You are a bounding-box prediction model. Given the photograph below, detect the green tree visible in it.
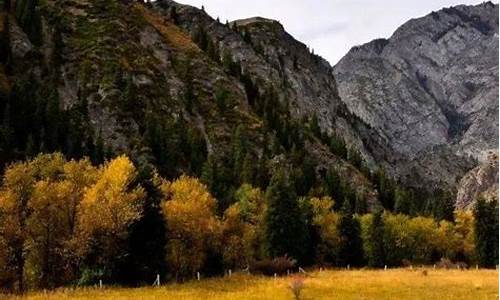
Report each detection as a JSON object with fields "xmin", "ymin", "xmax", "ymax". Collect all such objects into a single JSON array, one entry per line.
[
  {"xmin": 473, "ymin": 198, "xmax": 499, "ymax": 268},
  {"xmin": 324, "ymin": 168, "xmax": 344, "ymax": 210},
  {"xmin": 214, "ymin": 87, "xmax": 229, "ymax": 112},
  {"xmin": 366, "ymin": 210, "xmax": 385, "ymax": 267},
  {"xmin": 373, "ymin": 169, "xmax": 395, "ymax": 210},
  {"xmin": 118, "ymin": 162, "xmax": 167, "ymax": 285},
  {"xmin": 265, "ymin": 168, "xmax": 309, "ymax": 264},
  {"xmin": 337, "ymin": 199, "xmax": 364, "ymax": 267},
  {"xmin": 394, "ymin": 187, "xmax": 414, "ymax": 215},
  {"xmin": 433, "ymin": 189, "xmax": 455, "ymax": 222},
  {"xmin": 354, "ymin": 192, "xmax": 368, "ymax": 215}
]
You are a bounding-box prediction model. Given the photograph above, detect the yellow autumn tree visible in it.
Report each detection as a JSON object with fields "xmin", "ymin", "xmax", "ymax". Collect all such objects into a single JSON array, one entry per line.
[
  {"xmin": 221, "ymin": 184, "xmax": 266, "ymax": 269},
  {"xmin": 0, "ymin": 160, "xmax": 37, "ymax": 292},
  {"xmin": 24, "ymin": 158, "xmax": 99, "ymax": 288},
  {"xmin": 0, "ymin": 153, "xmax": 71, "ymax": 291},
  {"xmin": 454, "ymin": 210, "xmax": 475, "ymax": 261},
  {"xmin": 309, "ymin": 196, "xmax": 341, "ymax": 265},
  {"xmin": 161, "ymin": 175, "xmax": 221, "ymax": 280},
  {"xmin": 75, "ymin": 155, "xmax": 144, "ymax": 269},
  {"xmin": 25, "ymin": 180, "xmax": 75, "ymax": 288}
]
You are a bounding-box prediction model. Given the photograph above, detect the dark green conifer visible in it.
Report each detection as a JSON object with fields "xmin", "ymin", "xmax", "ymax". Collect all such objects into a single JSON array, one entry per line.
[
  {"xmin": 474, "ymin": 198, "xmax": 499, "ymax": 268},
  {"xmin": 265, "ymin": 168, "xmax": 309, "ymax": 263}
]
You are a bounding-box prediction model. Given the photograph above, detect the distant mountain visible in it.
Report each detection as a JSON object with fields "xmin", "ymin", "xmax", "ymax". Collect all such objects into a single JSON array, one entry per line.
[{"xmin": 334, "ymin": 2, "xmax": 499, "ymax": 207}]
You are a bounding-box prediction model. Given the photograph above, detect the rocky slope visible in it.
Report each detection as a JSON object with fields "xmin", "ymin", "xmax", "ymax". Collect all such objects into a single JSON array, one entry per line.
[
  {"xmin": 0, "ymin": 0, "xmax": 379, "ymax": 206},
  {"xmin": 334, "ymin": 2, "xmax": 499, "ymax": 206}
]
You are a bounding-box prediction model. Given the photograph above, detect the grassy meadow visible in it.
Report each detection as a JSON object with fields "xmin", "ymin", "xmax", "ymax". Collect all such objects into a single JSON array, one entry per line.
[{"xmin": 9, "ymin": 268, "xmax": 499, "ymax": 300}]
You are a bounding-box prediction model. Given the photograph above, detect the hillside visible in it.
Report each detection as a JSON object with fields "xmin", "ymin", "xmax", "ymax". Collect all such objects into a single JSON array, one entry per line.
[{"xmin": 0, "ymin": 0, "xmax": 379, "ymax": 211}]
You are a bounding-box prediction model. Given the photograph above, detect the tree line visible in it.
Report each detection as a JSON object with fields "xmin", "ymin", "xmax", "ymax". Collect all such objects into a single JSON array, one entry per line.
[{"xmin": 0, "ymin": 153, "xmax": 497, "ymax": 293}]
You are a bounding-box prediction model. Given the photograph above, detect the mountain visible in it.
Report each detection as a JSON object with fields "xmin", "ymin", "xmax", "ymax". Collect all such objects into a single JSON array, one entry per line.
[
  {"xmin": 0, "ymin": 0, "xmax": 496, "ymax": 210},
  {"xmin": 0, "ymin": 0, "xmax": 379, "ymax": 211},
  {"xmin": 333, "ymin": 2, "xmax": 499, "ymax": 206}
]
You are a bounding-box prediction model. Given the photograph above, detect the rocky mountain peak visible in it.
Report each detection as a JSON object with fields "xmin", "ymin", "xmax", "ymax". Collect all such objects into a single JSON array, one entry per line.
[
  {"xmin": 231, "ymin": 17, "xmax": 284, "ymax": 29},
  {"xmin": 334, "ymin": 2, "xmax": 498, "ymax": 206}
]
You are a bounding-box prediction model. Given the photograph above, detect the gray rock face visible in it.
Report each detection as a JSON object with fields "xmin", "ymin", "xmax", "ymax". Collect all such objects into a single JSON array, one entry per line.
[
  {"xmin": 333, "ymin": 2, "xmax": 499, "ymax": 197},
  {"xmin": 456, "ymin": 151, "xmax": 498, "ymax": 210}
]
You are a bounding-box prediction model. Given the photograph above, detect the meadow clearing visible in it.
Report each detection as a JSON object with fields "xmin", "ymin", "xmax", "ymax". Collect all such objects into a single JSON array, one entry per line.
[{"xmin": 8, "ymin": 268, "xmax": 499, "ymax": 300}]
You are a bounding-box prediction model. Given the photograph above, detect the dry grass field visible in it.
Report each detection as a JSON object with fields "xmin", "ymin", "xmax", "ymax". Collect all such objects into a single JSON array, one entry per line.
[{"xmin": 8, "ymin": 268, "xmax": 499, "ymax": 300}]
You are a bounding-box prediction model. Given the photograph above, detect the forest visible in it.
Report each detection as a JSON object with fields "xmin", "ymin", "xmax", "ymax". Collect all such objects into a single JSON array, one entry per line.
[{"xmin": 0, "ymin": 153, "xmax": 497, "ymax": 293}]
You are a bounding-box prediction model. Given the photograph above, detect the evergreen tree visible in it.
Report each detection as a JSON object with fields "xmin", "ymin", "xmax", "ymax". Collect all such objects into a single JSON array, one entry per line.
[
  {"xmin": 337, "ymin": 199, "xmax": 364, "ymax": 267},
  {"xmin": 329, "ymin": 134, "xmax": 347, "ymax": 159},
  {"xmin": 473, "ymin": 198, "xmax": 499, "ymax": 268},
  {"xmin": 394, "ymin": 187, "xmax": 415, "ymax": 215},
  {"xmin": 169, "ymin": 6, "xmax": 179, "ymax": 25},
  {"xmin": 367, "ymin": 209, "xmax": 385, "ymax": 267},
  {"xmin": 193, "ymin": 25, "xmax": 209, "ymax": 51},
  {"xmin": 347, "ymin": 147, "xmax": 363, "ymax": 169},
  {"xmin": 231, "ymin": 124, "xmax": 246, "ymax": 181},
  {"xmin": 240, "ymin": 153, "xmax": 255, "ymax": 184},
  {"xmin": 118, "ymin": 161, "xmax": 167, "ymax": 285},
  {"xmin": 214, "ymin": 88, "xmax": 229, "ymax": 112},
  {"xmin": 373, "ymin": 169, "xmax": 395, "ymax": 210},
  {"xmin": 354, "ymin": 192, "xmax": 368, "ymax": 215},
  {"xmin": 324, "ymin": 168, "xmax": 344, "ymax": 210},
  {"xmin": 265, "ymin": 168, "xmax": 309, "ymax": 263},
  {"xmin": 432, "ymin": 189, "xmax": 455, "ymax": 222},
  {"xmin": 201, "ymin": 155, "xmax": 217, "ymax": 194},
  {"xmin": 309, "ymin": 114, "xmax": 321, "ymax": 138},
  {"xmin": 92, "ymin": 131, "xmax": 105, "ymax": 165}
]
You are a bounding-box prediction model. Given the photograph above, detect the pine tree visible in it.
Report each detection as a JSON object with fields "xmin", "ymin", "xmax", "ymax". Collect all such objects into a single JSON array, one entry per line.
[
  {"xmin": 432, "ymin": 189, "xmax": 455, "ymax": 222},
  {"xmin": 118, "ymin": 162, "xmax": 167, "ymax": 284},
  {"xmin": 214, "ymin": 88, "xmax": 229, "ymax": 112},
  {"xmin": 169, "ymin": 6, "xmax": 179, "ymax": 25},
  {"xmin": 324, "ymin": 168, "xmax": 344, "ymax": 210},
  {"xmin": 310, "ymin": 114, "xmax": 321, "ymax": 138},
  {"xmin": 337, "ymin": 199, "xmax": 364, "ymax": 267},
  {"xmin": 394, "ymin": 187, "xmax": 415, "ymax": 215},
  {"xmin": 474, "ymin": 198, "xmax": 499, "ymax": 268},
  {"xmin": 373, "ymin": 169, "xmax": 395, "ymax": 210},
  {"xmin": 240, "ymin": 153, "xmax": 255, "ymax": 184},
  {"xmin": 347, "ymin": 147, "xmax": 363, "ymax": 169},
  {"xmin": 188, "ymin": 128, "xmax": 207, "ymax": 177},
  {"xmin": 92, "ymin": 131, "xmax": 105, "ymax": 165},
  {"xmin": 367, "ymin": 209, "xmax": 385, "ymax": 267},
  {"xmin": 265, "ymin": 168, "xmax": 309, "ymax": 263},
  {"xmin": 355, "ymin": 192, "xmax": 368, "ymax": 215},
  {"xmin": 231, "ymin": 125, "xmax": 246, "ymax": 181},
  {"xmin": 329, "ymin": 134, "xmax": 347, "ymax": 159}
]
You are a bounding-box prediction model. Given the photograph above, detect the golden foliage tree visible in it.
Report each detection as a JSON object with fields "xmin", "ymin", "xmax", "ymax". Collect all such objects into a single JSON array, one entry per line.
[
  {"xmin": 309, "ymin": 197, "xmax": 340, "ymax": 265},
  {"xmin": 221, "ymin": 184, "xmax": 266, "ymax": 269},
  {"xmin": 0, "ymin": 159, "xmax": 37, "ymax": 291},
  {"xmin": 161, "ymin": 175, "xmax": 221, "ymax": 280},
  {"xmin": 75, "ymin": 155, "xmax": 144, "ymax": 269}
]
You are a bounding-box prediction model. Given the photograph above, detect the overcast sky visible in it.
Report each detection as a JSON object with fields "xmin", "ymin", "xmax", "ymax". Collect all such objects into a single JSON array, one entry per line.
[{"xmin": 175, "ymin": 0, "xmax": 498, "ymax": 65}]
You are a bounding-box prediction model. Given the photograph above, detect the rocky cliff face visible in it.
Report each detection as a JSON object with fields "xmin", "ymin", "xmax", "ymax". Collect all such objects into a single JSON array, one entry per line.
[{"xmin": 333, "ymin": 2, "xmax": 499, "ymax": 205}]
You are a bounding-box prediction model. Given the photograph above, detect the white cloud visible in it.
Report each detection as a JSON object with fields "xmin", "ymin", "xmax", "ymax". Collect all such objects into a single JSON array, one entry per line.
[{"xmin": 174, "ymin": 0, "xmax": 498, "ymax": 65}]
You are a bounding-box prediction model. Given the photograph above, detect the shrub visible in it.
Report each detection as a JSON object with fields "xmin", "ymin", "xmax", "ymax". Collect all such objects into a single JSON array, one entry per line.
[
  {"xmin": 436, "ymin": 258, "xmax": 455, "ymax": 269},
  {"xmin": 250, "ymin": 255, "xmax": 297, "ymax": 276},
  {"xmin": 289, "ymin": 276, "xmax": 305, "ymax": 300}
]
